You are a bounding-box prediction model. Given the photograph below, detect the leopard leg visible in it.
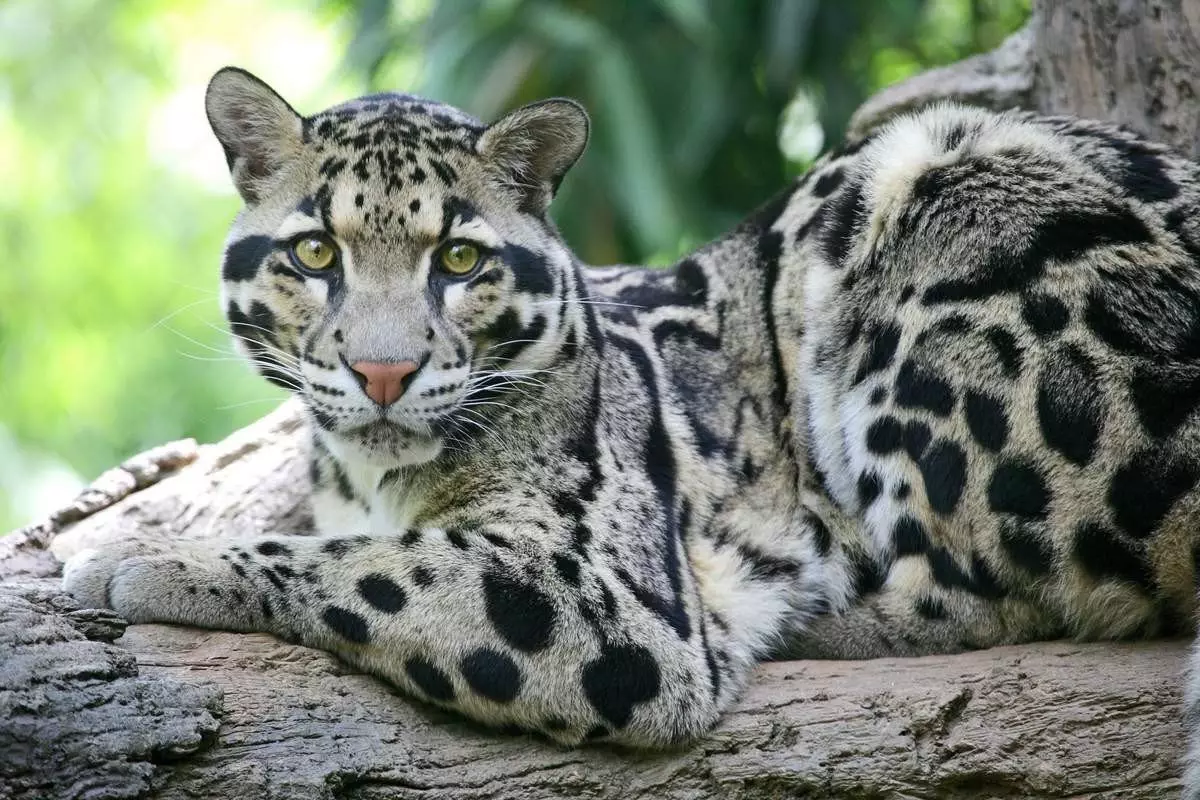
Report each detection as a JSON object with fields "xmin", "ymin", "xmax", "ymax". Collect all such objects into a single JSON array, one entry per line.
[
  {"xmin": 62, "ymin": 523, "xmax": 759, "ymax": 748},
  {"xmin": 774, "ymin": 545, "xmax": 1063, "ymax": 660}
]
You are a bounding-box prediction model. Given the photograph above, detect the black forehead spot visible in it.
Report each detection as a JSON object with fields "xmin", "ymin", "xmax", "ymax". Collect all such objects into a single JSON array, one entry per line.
[{"xmin": 440, "ymin": 197, "xmax": 480, "ymax": 240}]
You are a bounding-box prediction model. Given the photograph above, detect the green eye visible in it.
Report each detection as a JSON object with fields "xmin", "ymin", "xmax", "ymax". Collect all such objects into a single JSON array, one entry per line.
[
  {"xmin": 438, "ymin": 241, "xmax": 481, "ymax": 275},
  {"xmin": 290, "ymin": 235, "xmax": 337, "ymax": 271}
]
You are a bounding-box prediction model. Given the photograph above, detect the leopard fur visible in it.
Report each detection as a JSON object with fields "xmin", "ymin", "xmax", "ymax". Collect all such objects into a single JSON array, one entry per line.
[{"xmin": 62, "ymin": 68, "xmax": 1200, "ymax": 756}]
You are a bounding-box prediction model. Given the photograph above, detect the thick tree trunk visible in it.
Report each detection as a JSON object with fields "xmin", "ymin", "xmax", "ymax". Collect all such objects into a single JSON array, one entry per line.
[
  {"xmin": 4, "ymin": 1, "xmax": 1200, "ymax": 797},
  {"xmin": 849, "ymin": 0, "xmax": 1200, "ymax": 156}
]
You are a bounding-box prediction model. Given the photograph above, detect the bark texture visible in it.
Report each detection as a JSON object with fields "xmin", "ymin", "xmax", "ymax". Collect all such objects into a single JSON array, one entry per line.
[
  {"xmin": 849, "ymin": 0, "xmax": 1200, "ymax": 157},
  {"xmin": 4, "ymin": 0, "xmax": 1200, "ymax": 796}
]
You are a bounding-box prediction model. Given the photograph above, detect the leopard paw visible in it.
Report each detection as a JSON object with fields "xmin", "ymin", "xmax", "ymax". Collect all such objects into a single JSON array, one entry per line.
[
  {"xmin": 61, "ymin": 546, "xmax": 125, "ymax": 611},
  {"xmin": 62, "ymin": 544, "xmax": 184, "ymax": 623}
]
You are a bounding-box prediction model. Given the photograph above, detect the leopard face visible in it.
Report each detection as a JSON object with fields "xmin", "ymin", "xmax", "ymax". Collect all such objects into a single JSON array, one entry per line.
[{"xmin": 207, "ymin": 68, "xmax": 589, "ymax": 469}]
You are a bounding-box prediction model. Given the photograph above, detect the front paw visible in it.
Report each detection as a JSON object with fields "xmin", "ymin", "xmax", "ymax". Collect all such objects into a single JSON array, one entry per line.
[
  {"xmin": 62, "ymin": 544, "xmax": 175, "ymax": 622},
  {"xmin": 62, "ymin": 547, "xmax": 125, "ymax": 611}
]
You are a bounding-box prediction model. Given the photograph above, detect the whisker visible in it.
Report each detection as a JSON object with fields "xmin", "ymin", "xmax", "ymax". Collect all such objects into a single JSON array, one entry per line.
[
  {"xmin": 227, "ymin": 335, "xmax": 304, "ymax": 369},
  {"xmin": 216, "ymin": 396, "xmax": 292, "ymax": 411},
  {"xmin": 146, "ymin": 298, "xmax": 221, "ymax": 332},
  {"xmin": 482, "ymin": 339, "xmax": 547, "ymax": 353},
  {"xmin": 533, "ymin": 298, "xmax": 645, "ymax": 309}
]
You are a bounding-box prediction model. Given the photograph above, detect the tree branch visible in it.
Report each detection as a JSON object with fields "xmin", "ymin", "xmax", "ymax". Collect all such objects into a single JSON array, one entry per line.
[{"xmin": 5, "ymin": 0, "xmax": 1200, "ymax": 796}]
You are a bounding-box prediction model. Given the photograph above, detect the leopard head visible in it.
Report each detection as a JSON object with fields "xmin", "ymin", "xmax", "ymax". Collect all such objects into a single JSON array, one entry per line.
[{"xmin": 205, "ymin": 67, "xmax": 590, "ymax": 469}]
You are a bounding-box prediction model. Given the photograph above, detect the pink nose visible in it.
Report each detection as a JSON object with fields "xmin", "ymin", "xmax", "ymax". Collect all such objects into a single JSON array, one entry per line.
[{"xmin": 349, "ymin": 360, "xmax": 421, "ymax": 407}]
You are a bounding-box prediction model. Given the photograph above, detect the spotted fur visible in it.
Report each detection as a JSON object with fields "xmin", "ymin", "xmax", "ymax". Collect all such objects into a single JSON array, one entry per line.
[{"xmin": 63, "ymin": 69, "xmax": 1200, "ymax": 755}]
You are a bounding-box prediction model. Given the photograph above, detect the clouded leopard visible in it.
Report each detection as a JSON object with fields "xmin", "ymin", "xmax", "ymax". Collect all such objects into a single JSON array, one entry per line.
[{"xmin": 63, "ymin": 67, "xmax": 1200, "ymax": 775}]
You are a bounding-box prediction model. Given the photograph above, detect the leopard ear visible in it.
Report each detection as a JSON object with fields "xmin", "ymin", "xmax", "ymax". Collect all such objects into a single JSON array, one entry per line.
[
  {"xmin": 478, "ymin": 98, "xmax": 590, "ymax": 212},
  {"xmin": 205, "ymin": 67, "xmax": 304, "ymax": 204}
]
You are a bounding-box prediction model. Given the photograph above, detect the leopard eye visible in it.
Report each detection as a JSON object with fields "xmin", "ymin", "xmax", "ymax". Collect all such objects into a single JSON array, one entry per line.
[
  {"xmin": 290, "ymin": 234, "xmax": 338, "ymax": 271},
  {"xmin": 437, "ymin": 241, "xmax": 481, "ymax": 276}
]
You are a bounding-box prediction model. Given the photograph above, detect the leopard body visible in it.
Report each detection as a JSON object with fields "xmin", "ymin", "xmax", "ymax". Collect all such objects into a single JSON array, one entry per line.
[{"xmin": 63, "ymin": 69, "xmax": 1200, "ymax": 758}]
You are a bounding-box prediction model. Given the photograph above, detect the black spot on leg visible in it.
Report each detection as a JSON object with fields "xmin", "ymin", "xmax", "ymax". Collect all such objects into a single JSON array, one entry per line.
[
  {"xmin": 850, "ymin": 551, "xmax": 887, "ymax": 596},
  {"xmin": 893, "ymin": 516, "xmax": 930, "ymax": 556},
  {"xmin": 582, "ymin": 644, "xmax": 661, "ymax": 729},
  {"xmin": 482, "ymin": 569, "xmax": 556, "ymax": 653},
  {"xmin": 357, "ymin": 574, "xmax": 408, "ymax": 613},
  {"xmin": 865, "ymin": 416, "xmax": 903, "ymax": 454},
  {"xmin": 964, "ymin": 390, "xmax": 1009, "ymax": 452},
  {"xmin": 585, "ymin": 725, "xmax": 609, "ymax": 740},
  {"xmin": 984, "ymin": 327, "xmax": 1023, "ymax": 378},
  {"xmin": 895, "ymin": 360, "xmax": 954, "ymax": 416},
  {"xmin": 260, "ymin": 566, "xmax": 285, "ymax": 591},
  {"xmin": 1108, "ymin": 449, "xmax": 1198, "ymax": 539},
  {"xmin": 1129, "ymin": 362, "xmax": 1200, "ymax": 439},
  {"xmin": 405, "ymin": 657, "xmax": 455, "ymax": 701},
  {"xmin": 411, "ymin": 566, "xmax": 434, "ymax": 587},
  {"xmin": 918, "ymin": 439, "xmax": 967, "ymax": 515},
  {"xmin": 460, "ymin": 647, "xmax": 522, "ymax": 703},
  {"xmin": 1037, "ymin": 344, "xmax": 1103, "ymax": 465},
  {"xmin": 857, "ymin": 471, "xmax": 883, "ymax": 508},
  {"xmin": 988, "ymin": 459, "xmax": 1050, "ymax": 518},
  {"xmin": 323, "ymin": 605, "xmax": 370, "ymax": 644},
  {"xmin": 1073, "ymin": 522, "xmax": 1154, "ymax": 591},
  {"xmin": 903, "ymin": 421, "xmax": 932, "ymax": 461},
  {"xmin": 999, "ymin": 519, "xmax": 1055, "ymax": 575},
  {"xmin": 928, "ymin": 548, "xmax": 1006, "ymax": 599},
  {"xmin": 806, "ymin": 513, "xmax": 833, "ymax": 557},
  {"xmin": 916, "ymin": 596, "xmax": 947, "ymax": 620},
  {"xmin": 323, "ymin": 536, "xmax": 368, "ymax": 559}
]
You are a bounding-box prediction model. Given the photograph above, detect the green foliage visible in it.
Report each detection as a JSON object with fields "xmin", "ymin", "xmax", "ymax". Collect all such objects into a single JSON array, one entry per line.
[
  {"xmin": 0, "ymin": 0, "xmax": 1028, "ymax": 529},
  {"xmin": 334, "ymin": 0, "xmax": 1031, "ymax": 264}
]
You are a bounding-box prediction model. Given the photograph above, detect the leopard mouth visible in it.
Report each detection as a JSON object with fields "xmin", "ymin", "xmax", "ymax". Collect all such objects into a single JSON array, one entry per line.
[
  {"xmin": 320, "ymin": 417, "xmax": 443, "ymax": 469},
  {"xmin": 350, "ymin": 418, "xmax": 432, "ymax": 444}
]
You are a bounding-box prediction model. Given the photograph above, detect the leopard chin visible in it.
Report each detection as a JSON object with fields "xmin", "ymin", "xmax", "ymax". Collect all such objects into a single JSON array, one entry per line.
[{"xmin": 323, "ymin": 420, "xmax": 444, "ymax": 470}]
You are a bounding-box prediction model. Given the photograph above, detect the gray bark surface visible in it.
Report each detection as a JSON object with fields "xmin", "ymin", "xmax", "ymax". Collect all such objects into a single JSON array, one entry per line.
[
  {"xmin": 4, "ymin": 0, "xmax": 1200, "ymax": 796},
  {"xmin": 849, "ymin": 0, "xmax": 1200, "ymax": 157}
]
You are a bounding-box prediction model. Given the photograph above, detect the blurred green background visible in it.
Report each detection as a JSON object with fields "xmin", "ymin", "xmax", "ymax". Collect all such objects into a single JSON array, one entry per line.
[{"xmin": 0, "ymin": 0, "xmax": 1030, "ymax": 530}]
